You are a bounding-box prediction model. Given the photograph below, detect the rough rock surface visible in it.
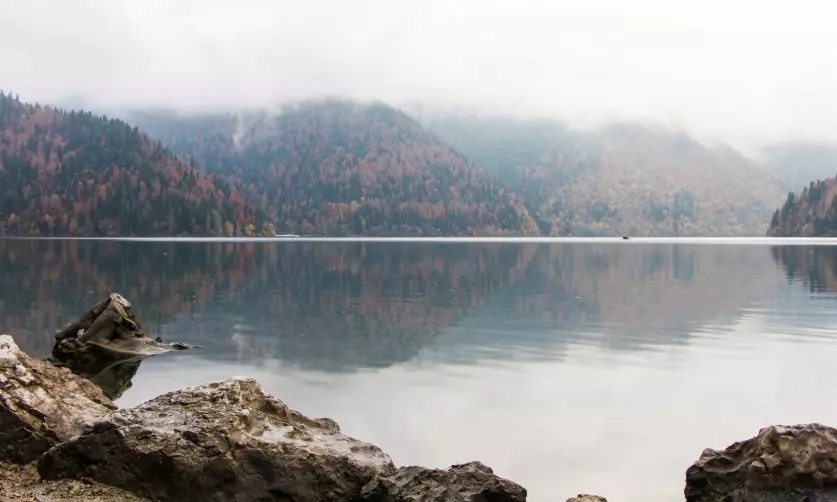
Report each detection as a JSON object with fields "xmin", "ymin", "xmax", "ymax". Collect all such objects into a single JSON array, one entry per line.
[
  {"xmin": 566, "ymin": 496, "xmax": 607, "ymax": 502},
  {"xmin": 39, "ymin": 377, "xmax": 396, "ymax": 501},
  {"xmin": 0, "ymin": 335, "xmax": 115, "ymax": 464},
  {"xmin": 685, "ymin": 424, "xmax": 837, "ymax": 502},
  {"xmin": 0, "ymin": 461, "xmax": 147, "ymax": 501},
  {"xmin": 360, "ymin": 460, "xmax": 527, "ymax": 501}
]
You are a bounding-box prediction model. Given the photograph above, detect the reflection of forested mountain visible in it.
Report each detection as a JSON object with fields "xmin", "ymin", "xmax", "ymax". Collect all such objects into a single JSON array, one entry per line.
[
  {"xmin": 0, "ymin": 239, "xmax": 537, "ymax": 366},
  {"xmin": 771, "ymin": 245, "xmax": 837, "ymax": 294},
  {"xmin": 0, "ymin": 240, "xmax": 780, "ymax": 371},
  {"xmin": 425, "ymin": 244, "xmax": 781, "ymax": 362},
  {"xmin": 551, "ymin": 244, "xmax": 779, "ymax": 344},
  {"xmin": 156, "ymin": 242, "xmax": 539, "ymax": 370},
  {"xmin": 0, "ymin": 239, "xmax": 265, "ymax": 356}
]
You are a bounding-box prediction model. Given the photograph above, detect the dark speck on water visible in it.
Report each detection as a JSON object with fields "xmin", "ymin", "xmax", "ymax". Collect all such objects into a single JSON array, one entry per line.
[{"xmin": 1, "ymin": 237, "xmax": 836, "ymax": 501}]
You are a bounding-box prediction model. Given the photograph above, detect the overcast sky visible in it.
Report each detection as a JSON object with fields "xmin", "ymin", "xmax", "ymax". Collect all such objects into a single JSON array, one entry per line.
[{"xmin": 2, "ymin": 0, "xmax": 837, "ymax": 150}]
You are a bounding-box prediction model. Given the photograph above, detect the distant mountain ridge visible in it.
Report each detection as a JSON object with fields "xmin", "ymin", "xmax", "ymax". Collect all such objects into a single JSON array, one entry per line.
[
  {"xmin": 0, "ymin": 92, "xmax": 265, "ymax": 236},
  {"xmin": 762, "ymin": 141, "xmax": 837, "ymax": 190},
  {"xmin": 127, "ymin": 101, "xmax": 541, "ymax": 236},
  {"xmin": 424, "ymin": 112, "xmax": 786, "ymax": 236},
  {"xmin": 0, "ymin": 92, "xmax": 803, "ymax": 237}
]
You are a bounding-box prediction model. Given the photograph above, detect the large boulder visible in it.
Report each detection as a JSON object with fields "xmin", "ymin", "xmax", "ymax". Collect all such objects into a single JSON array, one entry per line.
[
  {"xmin": 0, "ymin": 335, "xmax": 115, "ymax": 464},
  {"xmin": 685, "ymin": 424, "xmax": 837, "ymax": 501},
  {"xmin": 39, "ymin": 377, "xmax": 396, "ymax": 501},
  {"xmin": 360, "ymin": 460, "xmax": 527, "ymax": 501}
]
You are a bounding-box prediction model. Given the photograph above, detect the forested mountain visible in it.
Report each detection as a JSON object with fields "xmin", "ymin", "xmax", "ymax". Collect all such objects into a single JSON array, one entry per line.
[
  {"xmin": 0, "ymin": 93, "xmax": 266, "ymax": 236},
  {"xmin": 3, "ymin": 91, "xmax": 796, "ymax": 238},
  {"xmin": 127, "ymin": 101, "xmax": 541, "ymax": 236},
  {"xmin": 766, "ymin": 177, "xmax": 837, "ymax": 236},
  {"xmin": 425, "ymin": 113, "xmax": 786, "ymax": 236}
]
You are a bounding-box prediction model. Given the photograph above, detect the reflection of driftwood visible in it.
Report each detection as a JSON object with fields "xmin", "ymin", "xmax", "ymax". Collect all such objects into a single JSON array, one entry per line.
[{"xmin": 49, "ymin": 293, "xmax": 199, "ymax": 400}]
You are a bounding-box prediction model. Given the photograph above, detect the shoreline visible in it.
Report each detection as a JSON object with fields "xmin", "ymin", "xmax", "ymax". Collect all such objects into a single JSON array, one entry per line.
[{"xmin": 4, "ymin": 235, "xmax": 837, "ymax": 246}]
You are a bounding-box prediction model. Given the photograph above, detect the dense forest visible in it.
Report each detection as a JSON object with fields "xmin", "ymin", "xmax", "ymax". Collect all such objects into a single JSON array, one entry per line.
[
  {"xmin": 424, "ymin": 113, "xmax": 787, "ymax": 236},
  {"xmin": 767, "ymin": 177, "xmax": 837, "ymax": 236},
  {"xmin": 0, "ymin": 93, "xmax": 268, "ymax": 236},
  {"xmin": 128, "ymin": 101, "xmax": 541, "ymax": 236}
]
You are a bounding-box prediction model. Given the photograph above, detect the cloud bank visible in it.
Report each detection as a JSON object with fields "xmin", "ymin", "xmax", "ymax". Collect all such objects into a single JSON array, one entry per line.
[{"xmin": 2, "ymin": 0, "xmax": 837, "ymax": 149}]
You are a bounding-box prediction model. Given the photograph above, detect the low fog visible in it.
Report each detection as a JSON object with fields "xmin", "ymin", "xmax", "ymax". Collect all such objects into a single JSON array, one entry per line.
[{"xmin": 2, "ymin": 0, "xmax": 837, "ymax": 151}]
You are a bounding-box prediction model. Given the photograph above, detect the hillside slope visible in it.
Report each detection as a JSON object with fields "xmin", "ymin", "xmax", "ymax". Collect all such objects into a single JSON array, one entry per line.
[
  {"xmin": 0, "ymin": 93, "xmax": 265, "ymax": 236},
  {"xmin": 767, "ymin": 178, "xmax": 837, "ymax": 236},
  {"xmin": 426, "ymin": 113, "xmax": 786, "ymax": 236},
  {"xmin": 127, "ymin": 101, "xmax": 540, "ymax": 236}
]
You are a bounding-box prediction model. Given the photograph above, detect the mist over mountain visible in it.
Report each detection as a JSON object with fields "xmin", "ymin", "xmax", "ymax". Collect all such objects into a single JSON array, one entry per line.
[
  {"xmin": 5, "ymin": 0, "xmax": 837, "ymax": 150},
  {"xmin": 424, "ymin": 112, "xmax": 785, "ymax": 236},
  {"xmin": 118, "ymin": 100, "xmax": 796, "ymax": 237},
  {"xmin": 762, "ymin": 141, "xmax": 837, "ymax": 191}
]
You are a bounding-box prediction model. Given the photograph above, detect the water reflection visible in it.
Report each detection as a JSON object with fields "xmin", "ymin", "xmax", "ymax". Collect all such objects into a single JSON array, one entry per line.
[
  {"xmin": 1, "ymin": 240, "xmax": 780, "ymax": 370},
  {"xmin": 772, "ymin": 245, "xmax": 837, "ymax": 295}
]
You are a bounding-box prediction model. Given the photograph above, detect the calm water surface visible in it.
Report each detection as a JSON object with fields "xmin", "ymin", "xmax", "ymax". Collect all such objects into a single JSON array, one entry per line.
[{"xmin": 2, "ymin": 239, "xmax": 837, "ymax": 501}]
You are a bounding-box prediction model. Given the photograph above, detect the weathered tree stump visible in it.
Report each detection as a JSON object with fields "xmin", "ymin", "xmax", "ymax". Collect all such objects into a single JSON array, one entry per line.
[{"xmin": 50, "ymin": 293, "xmax": 198, "ymax": 399}]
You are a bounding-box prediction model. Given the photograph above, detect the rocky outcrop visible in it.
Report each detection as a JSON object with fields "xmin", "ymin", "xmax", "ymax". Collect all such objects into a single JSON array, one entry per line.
[
  {"xmin": 39, "ymin": 377, "xmax": 396, "ymax": 501},
  {"xmin": 685, "ymin": 424, "xmax": 837, "ymax": 501},
  {"xmin": 360, "ymin": 461, "xmax": 527, "ymax": 502},
  {"xmin": 566, "ymin": 496, "xmax": 607, "ymax": 502},
  {"xmin": 0, "ymin": 335, "xmax": 115, "ymax": 464}
]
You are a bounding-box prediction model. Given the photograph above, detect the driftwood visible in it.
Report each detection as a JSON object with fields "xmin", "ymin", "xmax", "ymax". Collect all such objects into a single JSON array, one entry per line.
[{"xmin": 49, "ymin": 293, "xmax": 199, "ymax": 399}]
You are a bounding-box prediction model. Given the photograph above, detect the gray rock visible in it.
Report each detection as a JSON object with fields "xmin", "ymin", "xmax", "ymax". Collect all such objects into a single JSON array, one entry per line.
[
  {"xmin": 360, "ymin": 460, "xmax": 527, "ymax": 501},
  {"xmin": 0, "ymin": 335, "xmax": 115, "ymax": 464},
  {"xmin": 566, "ymin": 496, "xmax": 607, "ymax": 502},
  {"xmin": 685, "ymin": 423, "xmax": 837, "ymax": 502},
  {"xmin": 39, "ymin": 377, "xmax": 396, "ymax": 501}
]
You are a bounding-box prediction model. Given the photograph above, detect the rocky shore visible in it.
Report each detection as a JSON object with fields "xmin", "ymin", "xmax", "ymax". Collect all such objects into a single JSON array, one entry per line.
[{"xmin": 2, "ymin": 294, "xmax": 836, "ymax": 501}]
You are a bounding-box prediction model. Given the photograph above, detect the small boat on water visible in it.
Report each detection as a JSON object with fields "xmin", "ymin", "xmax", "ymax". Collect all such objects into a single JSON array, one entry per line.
[
  {"xmin": 622, "ymin": 235, "xmax": 630, "ymax": 240},
  {"xmin": 275, "ymin": 233, "xmax": 301, "ymax": 238}
]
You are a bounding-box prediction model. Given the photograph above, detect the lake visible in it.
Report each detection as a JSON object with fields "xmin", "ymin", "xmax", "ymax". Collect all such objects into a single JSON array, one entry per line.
[{"xmin": 2, "ymin": 238, "xmax": 837, "ymax": 501}]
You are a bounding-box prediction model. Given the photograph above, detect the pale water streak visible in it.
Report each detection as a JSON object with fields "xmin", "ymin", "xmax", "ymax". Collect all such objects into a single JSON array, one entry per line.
[{"xmin": 2, "ymin": 239, "xmax": 837, "ymax": 501}]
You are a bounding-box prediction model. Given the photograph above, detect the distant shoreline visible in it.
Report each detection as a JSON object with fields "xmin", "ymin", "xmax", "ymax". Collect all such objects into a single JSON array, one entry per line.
[{"xmin": 4, "ymin": 235, "xmax": 837, "ymax": 245}]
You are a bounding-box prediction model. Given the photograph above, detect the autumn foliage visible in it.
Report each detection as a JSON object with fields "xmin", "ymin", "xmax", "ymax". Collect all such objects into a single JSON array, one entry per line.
[
  {"xmin": 0, "ymin": 92, "xmax": 267, "ymax": 236},
  {"xmin": 129, "ymin": 101, "xmax": 541, "ymax": 236},
  {"xmin": 767, "ymin": 178, "xmax": 837, "ymax": 236}
]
